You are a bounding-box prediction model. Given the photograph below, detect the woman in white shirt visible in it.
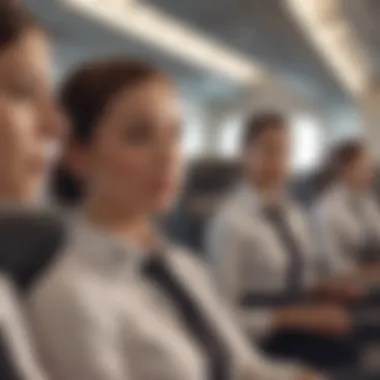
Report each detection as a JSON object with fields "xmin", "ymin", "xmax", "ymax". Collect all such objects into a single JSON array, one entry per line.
[
  {"xmin": 28, "ymin": 59, "xmax": 323, "ymax": 380},
  {"xmin": 207, "ymin": 113, "xmax": 353, "ymax": 342},
  {"xmin": 0, "ymin": 2, "xmax": 63, "ymax": 379},
  {"xmin": 312, "ymin": 140, "xmax": 380, "ymax": 283}
]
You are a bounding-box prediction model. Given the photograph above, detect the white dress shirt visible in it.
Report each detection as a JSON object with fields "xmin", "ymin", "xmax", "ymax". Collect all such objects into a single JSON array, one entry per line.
[
  {"xmin": 206, "ymin": 184, "xmax": 320, "ymax": 340},
  {"xmin": 312, "ymin": 184, "xmax": 380, "ymax": 277},
  {"xmin": 0, "ymin": 274, "xmax": 47, "ymax": 380},
  {"xmin": 28, "ymin": 217, "xmax": 301, "ymax": 380}
]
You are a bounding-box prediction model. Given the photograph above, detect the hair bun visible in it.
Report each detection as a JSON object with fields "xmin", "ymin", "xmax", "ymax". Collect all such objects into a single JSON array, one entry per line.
[{"xmin": 50, "ymin": 163, "xmax": 84, "ymax": 207}]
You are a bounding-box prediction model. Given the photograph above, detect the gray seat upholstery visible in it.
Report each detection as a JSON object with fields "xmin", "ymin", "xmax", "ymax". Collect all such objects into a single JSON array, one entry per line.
[
  {"xmin": 0, "ymin": 209, "xmax": 66, "ymax": 292},
  {"xmin": 0, "ymin": 210, "xmax": 66, "ymax": 380},
  {"xmin": 170, "ymin": 159, "xmax": 240, "ymax": 252}
]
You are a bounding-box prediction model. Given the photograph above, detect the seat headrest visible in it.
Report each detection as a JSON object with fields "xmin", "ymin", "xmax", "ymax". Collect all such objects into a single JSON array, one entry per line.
[{"xmin": 0, "ymin": 210, "xmax": 67, "ymax": 292}]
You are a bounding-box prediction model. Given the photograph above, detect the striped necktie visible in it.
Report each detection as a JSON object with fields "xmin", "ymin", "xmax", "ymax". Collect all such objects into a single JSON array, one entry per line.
[{"xmin": 350, "ymin": 198, "xmax": 379, "ymax": 262}]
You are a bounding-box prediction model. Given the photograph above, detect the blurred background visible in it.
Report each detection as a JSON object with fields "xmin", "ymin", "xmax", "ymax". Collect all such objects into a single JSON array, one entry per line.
[{"xmin": 22, "ymin": 0, "xmax": 380, "ymax": 247}]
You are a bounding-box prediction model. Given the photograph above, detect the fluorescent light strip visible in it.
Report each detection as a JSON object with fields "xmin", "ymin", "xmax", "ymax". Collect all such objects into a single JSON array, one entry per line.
[
  {"xmin": 286, "ymin": 0, "xmax": 370, "ymax": 96},
  {"xmin": 60, "ymin": 0, "xmax": 265, "ymax": 84}
]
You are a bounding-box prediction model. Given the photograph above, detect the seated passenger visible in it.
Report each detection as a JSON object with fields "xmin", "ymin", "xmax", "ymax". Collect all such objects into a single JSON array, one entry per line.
[
  {"xmin": 207, "ymin": 113, "xmax": 352, "ymax": 341},
  {"xmin": 312, "ymin": 140, "xmax": 380, "ymax": 286},
  {"xmin": 0, "ymin": 1, "xmax": 62, "ymax": 380},
  {"xmin": 29, "ymin": 59, "xmax": 323, "ymax": 380}
]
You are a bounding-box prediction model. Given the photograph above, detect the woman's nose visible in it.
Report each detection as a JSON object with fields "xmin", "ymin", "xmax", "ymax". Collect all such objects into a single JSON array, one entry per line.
[{"xmin": 39, "ymin": 101, "xmax": 68, "ymax": 141}]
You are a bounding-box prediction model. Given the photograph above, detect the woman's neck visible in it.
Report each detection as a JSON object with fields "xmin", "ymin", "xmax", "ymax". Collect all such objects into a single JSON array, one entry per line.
[
  {"xmin": 83, "ymin": 197, "xmax": 154, "ymax": 247},
  {"xmin": 247, "ymin": 178, "xmax": 284, "ymax": 206}
]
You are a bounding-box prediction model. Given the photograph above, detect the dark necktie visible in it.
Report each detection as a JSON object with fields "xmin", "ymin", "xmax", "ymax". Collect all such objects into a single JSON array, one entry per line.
[
  {"xmin": 142, "ymin": 253, "xmax": 230, "ymax": 380},
  {"xmin": 350, "ymin": 199, "xmax": 379, "ymax": 262},
  {"xmin": 263, "ymin": 206, "xmax": 304, "ymax": 295},
  {"xmin": 0, "ymin": 332, "xmax": 23, "ymax": 380}
]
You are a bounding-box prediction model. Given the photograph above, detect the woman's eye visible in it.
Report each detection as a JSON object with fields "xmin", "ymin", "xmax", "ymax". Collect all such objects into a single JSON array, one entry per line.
[
  {"xmin": 7, "ymin": 81, "xmax": 36, "ymax": 101},
  {"xmin": 122, "ymin": 119, "xmax": 182, "ymax": 145}
]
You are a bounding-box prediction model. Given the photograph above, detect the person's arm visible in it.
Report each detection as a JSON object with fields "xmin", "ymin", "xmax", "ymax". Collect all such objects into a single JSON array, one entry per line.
[
  {"xmin": 312, "ymin": 203, "xmax": 380, "ymax": 292},
  {"xmin": 362, "ymin": 195, "xmax": 380, "ymax": 263},
  {"xmin": 0, "ymin": 275, "xmax": 48, "ymax": 380},
  {"xmin": 312, "ymin": 206, "xmax": 356, "ymax": 281},
  {"xmin": 206, "ymin": 216, "xmax": 274, "ymax": 340},
  {"xmin": 28, "ymin": 278, "xmax": 129, "ymax": 380},
  {"xmin": 366, "ymin": 194, "xmax": 380, "ymax": 237},
  {"xmin": 345, "ymin": 196, "xmax": 380, "ymax": 287},
  {"xmin": 298, "ymin": 210, "xmax": 360, "ymax": 301}
]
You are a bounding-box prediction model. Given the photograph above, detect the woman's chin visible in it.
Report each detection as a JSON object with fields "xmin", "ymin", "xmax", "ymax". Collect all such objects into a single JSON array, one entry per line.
[{"xmin": 149, "ymin": 195, "xmax": 174, "ymax": 215}]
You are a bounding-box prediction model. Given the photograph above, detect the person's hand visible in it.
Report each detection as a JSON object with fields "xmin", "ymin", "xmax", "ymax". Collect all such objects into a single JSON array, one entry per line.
[
  {"xmin": 315, "ymin": 280, "xmax": 363, "ymax": 301},
  {"xmin": 295, "ymin": 369, "xmax": 328, "ymax": 380},
  {"xmin": 275, "ymin": 304, "xmax": 351, "ymax": 336}
]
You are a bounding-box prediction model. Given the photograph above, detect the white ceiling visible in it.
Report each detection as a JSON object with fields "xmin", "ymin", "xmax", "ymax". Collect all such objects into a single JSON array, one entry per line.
[{"xmin": 24, "ymin": 0, "xmax": 368, "ymax": 125}]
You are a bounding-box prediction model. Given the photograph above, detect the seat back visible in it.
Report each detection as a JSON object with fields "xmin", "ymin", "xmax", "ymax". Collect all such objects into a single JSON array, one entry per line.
[
  {"xmin": 0, "ymin": 210, "xmax": 66, "ymax": 380},
  {"xmin": 0, "ymin": 209, "xmax": 66, "ymax": 293},
  {"xmin": 169, "ymin": 159, "xmax": 240, "ymax": 252}
]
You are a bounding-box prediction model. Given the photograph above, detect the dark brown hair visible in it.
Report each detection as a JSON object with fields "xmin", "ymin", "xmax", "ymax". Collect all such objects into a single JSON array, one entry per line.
[
  {"xmin": 333, "ymin": 140, "xmax": 365, "ymax": 170},
  {"xmin": 52, "ymin": 58, "xmax": 167, "ymax": 205},
  {"xmin": 0, "ymin": 1, "xmax": 41, "ymax": 49},
  {"xmin": 313, "ymin": 139, "xmax": 366, "ymax": 196},
  {"xmin": 60, "ymin": 58, "xmax": 166, "ymax": 143},
  {"xmin": 242, "ymin": 112, "xmax": 287, "ymax": 149}
]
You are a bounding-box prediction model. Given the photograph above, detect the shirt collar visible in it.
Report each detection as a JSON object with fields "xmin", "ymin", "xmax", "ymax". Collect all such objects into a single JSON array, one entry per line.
[
  {"xmin": 234, "ymin": 181, "xmax": 291, "ymax": 214},
  {"xmin": 69, "ymin": 214, "xmax": 168, "ymax": 273}
]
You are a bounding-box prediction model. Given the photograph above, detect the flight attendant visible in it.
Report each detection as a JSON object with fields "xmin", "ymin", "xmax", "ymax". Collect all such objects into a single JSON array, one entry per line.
[
  {"xmin": 312, "ymin": 140, "xmax": 380, "ymax": 282},
  {"xmin": 29, "ymin": 59, "xmax": 323, "ymax": 380},
  {"xmin": 207, "ymin": 113, "xmax": 352, "ymax": 342},
  {"xmin": 0, "ymin": 1, "xmax": 63, "ymax": 380}
]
